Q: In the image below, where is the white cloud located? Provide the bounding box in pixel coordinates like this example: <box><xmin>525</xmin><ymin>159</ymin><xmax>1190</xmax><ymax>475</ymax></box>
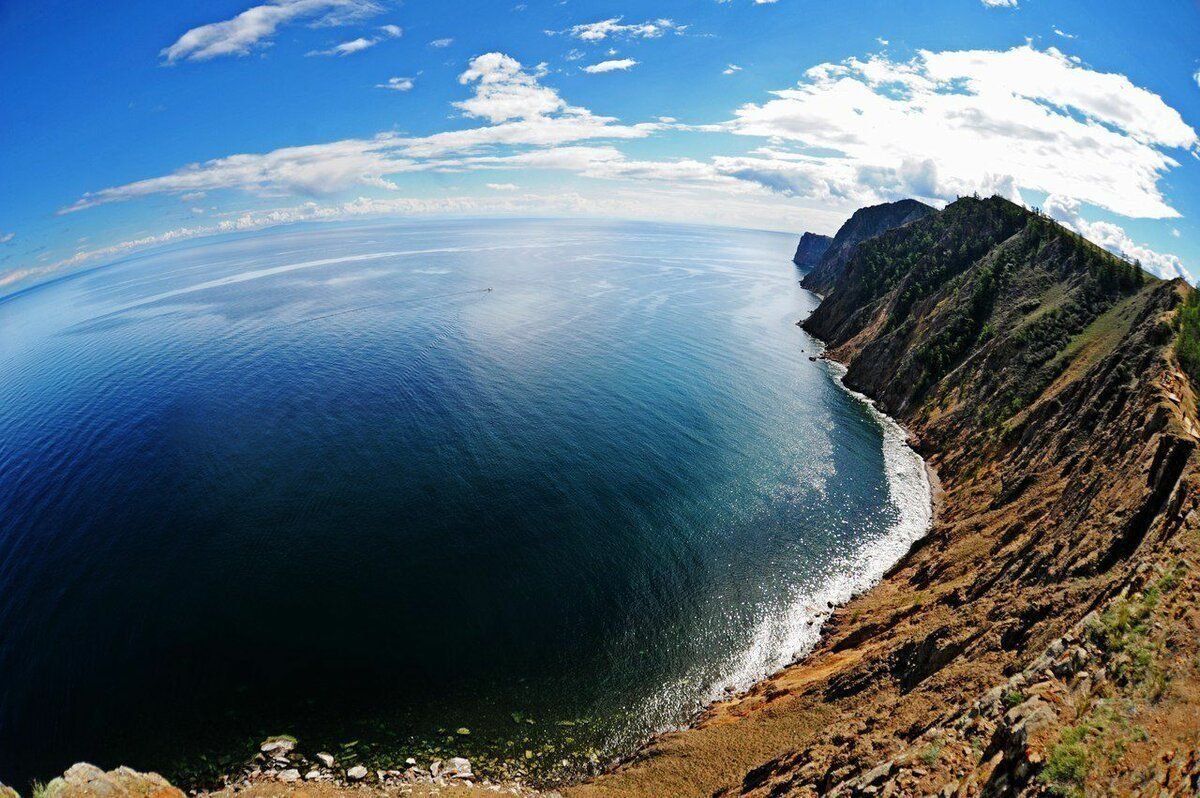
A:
<box><xmin>51</xmin><ymin>45</ymin><xmax>1195</xmax><ymax>288</ymax></box>
<box><xmin>0</xmin><ymin>232</ymin><xmax>14</xmax><ymax>244</ymax></box>
<box><xmin>1194</xmin><ymin>69</ymin><xmax>1200</xmax><ymax>89</ymax></box>
<box><xmin>556</xmin><ymin>17</ymin><xmax>685</xmax><ymax>41</ymax></box>
<box><xmin>379</xmin><ymin>24</ymin><xmax>402</xmax><ymax>37</ymax></box>
<box><xmin>723</xmin><ymin>64</ymin><xmax>742</xmax><ymax>75</ymax></box>
<box><xmin>1044</xmin><ymin>194</ymin><xmax>1190</xmax><ymax>281</ymax></box>
<box><xmin>376</xmin><ymin>76</ymin><xmax>414</xmax><ymax>91</ymax></box>
<box><xmin>1053</xmin><ymin>28</ymin><xmax>1076</xmax><ymax>39</ymax></box>
<box><xmin>308</xmin><ymin>36</ymin><xmax>378</xmax><ymax>56</ymax></box>
<box><xmin>429</xmin><ymin>37</ymin><xmax>454</xmax><ymax>48</ymax></box>
<box><xmin>61</xmin><ymin>54</ymin><xmax>658</xmax><ymax>212</ymax></box>
<box><xmin>486</xmin><ymin>183</ymin><xmax>518</xmax><ymax>190</ymax></box>
<box><xmin>725</xmin><ymin>45</ymin><xmax>1197</xmax><ymax>219</ymax></box>
<box><xmin>454</xmin><ymin>54</ymin><xmax>563</xmax><ymax>122</ymax></box>
<box><xmin>161</xmin><ymin>0</ymin><xmax>379</xmax><ymax>63</ymax></box>
<box><xmin>981</xmin><ymin>0</ymin><xmax>1018</xmax><ymax>7</ymax></box>
<box><xmin>583</xmin><ymin>58</ymin><xmax>638</xmax><ymax>74</ymax></box>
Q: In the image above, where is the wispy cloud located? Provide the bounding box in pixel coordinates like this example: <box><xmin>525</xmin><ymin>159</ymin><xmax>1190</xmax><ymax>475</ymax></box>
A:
<box><xmin>161</xmin><ymin>0</ymin><xmax>380</xmax><ymax>63</ymax></box>
<box><xmin>376</xmin><ymin>76</ymin><xmax>414</xmax><ymax>91</ymax></box>
<box><xmin>308</xmin><ymin>23</ymin><xmax>399</xmax><ymax>56</ymax></box>
<box><xmin>553</xmin><ymin>17</ymin><xmax>685</xmax><ymax>41</ymax></box>
<box><xmin>723</xmin><ymin>64</ymin><xmax>742</xmax><ymax>75</ymax></box>
<box><xmin>429</xmin><ymin>37</ymin><xmax>454</xmax><ymax>48</ymax></box>
<box><xmin>980</xmin><ymin>0</ymin><xmax>1018</xmax><ymax>7</ymax></box>
<box><xmin>0</xmin><ymin>232</ymin><xmax>14</xmax><ymax>244</ymax></box>
<box><xmin>60</xmin><ymin>54</ymin><xmax>659</xmax><ymax>213</ymax></box>
<box><xmin>583</xmin><ymin>58</ymin><xmax>638</xmax><ymax>74</ymax></box>
<box><xmin>486</xmin><ymin>183</ymin><xmax>518</xmax><ymax>191</ymax></box>
<box><xmin>308</xmin><ymin>36</ymin><xmax>377</xmax><ymax>56</ymax></box>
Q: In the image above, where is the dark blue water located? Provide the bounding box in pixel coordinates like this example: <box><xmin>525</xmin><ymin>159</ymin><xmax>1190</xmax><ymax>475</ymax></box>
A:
<box><xmin>0</xmin><ymin>219</ymin><xmax>928</xmax><ymax>787</ymax></box>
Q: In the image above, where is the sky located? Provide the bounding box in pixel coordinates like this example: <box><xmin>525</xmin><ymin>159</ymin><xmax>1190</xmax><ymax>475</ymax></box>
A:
<box><xmin>2</xmin><ymin>0</ymin><xmax>1200</xmax><ymax>296</ymax></box>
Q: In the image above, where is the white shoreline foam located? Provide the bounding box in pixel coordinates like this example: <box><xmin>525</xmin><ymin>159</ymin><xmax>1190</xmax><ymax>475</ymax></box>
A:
<box><xmin>694</xmin><ymin>357</ymin><xmax>933</xmax><ymax>716</ymax></box>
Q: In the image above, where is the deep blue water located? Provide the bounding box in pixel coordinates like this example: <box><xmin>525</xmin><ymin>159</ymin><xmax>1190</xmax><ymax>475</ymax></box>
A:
<box><xmin>0</xmin><ymin>218</ymin><xmax>928</xmax><ymax>787</ymax></box>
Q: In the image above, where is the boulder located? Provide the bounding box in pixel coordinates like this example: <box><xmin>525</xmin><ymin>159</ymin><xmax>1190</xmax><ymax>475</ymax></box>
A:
<box><xmin>42</xmin><ymin>764</ymin><xmax>184</xmax><ymax>798</ymax></box>
<box><xmin>345</xmin><ymin>766</ymin><xmax>367</xmax><ymax>781</ymax></box>
<box><xmin>444</xmin><ymin>758</ymin><xmax>473</xmax><ymax>779</ymax></box>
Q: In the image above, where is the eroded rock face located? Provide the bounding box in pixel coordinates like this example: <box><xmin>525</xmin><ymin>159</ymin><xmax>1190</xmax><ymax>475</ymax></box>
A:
<box><xmin>800</xmin><ymin>199</ymin><xmax>934</xmax><ymax>295</ymax></box>
<box><xmin>42</xmin><ymin>764</ymin><xmax>183</xmax><ymax>798</ymax></box>
<box><xmin>792</xmin><ymin>232</ymin><xmax>833</xmax><ymax>270</ymax></box>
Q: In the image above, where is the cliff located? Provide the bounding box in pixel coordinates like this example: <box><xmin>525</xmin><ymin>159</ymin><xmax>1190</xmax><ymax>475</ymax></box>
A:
<box><xmin>573</xmin><ymin>196</ymin><xmax>1200</xmax><ymax>797</ymax></box>
<box><xmin>800</xmin><ymin>199</ymin><xmax>934</xmax><ymax>295</ymax></box>
<box><xmin>793</xmin><ymin>232</ymin><xmax>833</xmax><ymax>270</ymax></box>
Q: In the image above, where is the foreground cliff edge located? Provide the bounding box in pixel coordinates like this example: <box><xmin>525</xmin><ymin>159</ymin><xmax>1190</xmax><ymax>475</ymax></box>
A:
<box><xmin>13</xmin><ymin>196</ymin><xmax>1200</xmax><ymax>798</ymax></box>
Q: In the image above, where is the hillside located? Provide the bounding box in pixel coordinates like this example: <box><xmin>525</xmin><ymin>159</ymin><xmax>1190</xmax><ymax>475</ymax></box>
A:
<box><xmin>15</xmin><ymin>197</ymin><xmax>1200</xmax><ymax>798</ymax></box>
<box><xmin>573</xmin><ymin>196</ymin><xmax>1200</xmax><ymax>797</ymax></box>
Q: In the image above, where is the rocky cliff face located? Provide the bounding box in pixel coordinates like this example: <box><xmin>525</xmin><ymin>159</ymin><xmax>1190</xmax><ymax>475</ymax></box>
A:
<box><xmin>793</xmin><ymin>232</ymin><xmax>833</xmax><ymax>270</ymax></box>
<box><xmin>575</xmin><ymin>196</ymin><xmax>1200</xmax><ymax>798</ymax></box>
<box><xmin>800</xmin><ymin>199</ymin><xmax>934</xmax><ymax>295</ymax></box>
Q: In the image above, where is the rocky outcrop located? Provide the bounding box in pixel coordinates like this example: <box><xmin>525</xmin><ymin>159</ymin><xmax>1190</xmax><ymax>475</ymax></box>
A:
<box><xmin>38</xmin><ymin>764</ymin><xmax>183</xmax><ymax>798</ymax></box>
<box><xmin>800</xmin><ymin>199</ymin><xmax>934</xmax><ymax>295</ymax></box>
<box><xmin>793</xmin><ymin>232</ymin><xmax>833</xmax><ymax>270</ymax></box>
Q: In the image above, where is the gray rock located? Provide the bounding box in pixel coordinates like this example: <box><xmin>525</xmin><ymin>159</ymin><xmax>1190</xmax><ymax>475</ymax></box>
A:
<box><xmin>277</xmin><ymin>770</ymin><xmax>300</xmax><ymax>783</ymax></box>
<box><xmin>260</xmin><ymin>737</ymin><xmax>297</xmax><ymax>756</ymax></box>
<box><xmin>345</xmin><ymin>766</ymin><xmax>367</xmax><ymax>781</ymax></box>
<box><xmin>316</xmin><ymin>753</ymin><xmax>335</xmax><ymax>768</ymax></box>
<box><xmin>445</xmin><ymin>758</ymin><xmax>473</xmax><ymax>779</ymax></box>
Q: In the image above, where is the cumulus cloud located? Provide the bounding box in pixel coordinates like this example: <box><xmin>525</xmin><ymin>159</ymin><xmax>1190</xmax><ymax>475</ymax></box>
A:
<box><xmin>1043</xmin><ymin>195</ymin><xmax>1190</xmax><ymax>281</ymax></box>
<box><xmin>583</xmin><ymin>58</ymin><xmax>638</xmax><ymax>73</ymax></box>
<box><xmin>161</xmin><ymin>0</ymin><xmax>380</xmax><ymax>63</ymax></box>
<box><xmin>726</xmin><ymin>45</ymin><xmax>1197</xmax><ymax>218</ymax></box>
<box><xmin>554</xmin><ymin>17</ymin><xmax>685</xmax><ymax>41</ymax></box>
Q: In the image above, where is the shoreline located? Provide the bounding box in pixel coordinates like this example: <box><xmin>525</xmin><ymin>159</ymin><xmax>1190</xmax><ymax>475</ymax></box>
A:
<box><xmin>566</xmin><ymin>312</ymin><xmax>941</xmax><ymax>787</ymax></box>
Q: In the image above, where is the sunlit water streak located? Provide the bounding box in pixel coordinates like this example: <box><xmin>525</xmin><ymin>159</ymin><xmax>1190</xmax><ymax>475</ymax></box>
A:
<box><xmin>0</xmin><ymin>218</ymin><xmax>929</xmax><ymax>786</ymax></box>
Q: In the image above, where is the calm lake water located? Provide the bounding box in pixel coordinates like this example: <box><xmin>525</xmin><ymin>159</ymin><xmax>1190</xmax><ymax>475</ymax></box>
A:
<box><xmin>0</xmin><ymin>218</ymin><xmax>928</xmax><ymax>786</ymax></box>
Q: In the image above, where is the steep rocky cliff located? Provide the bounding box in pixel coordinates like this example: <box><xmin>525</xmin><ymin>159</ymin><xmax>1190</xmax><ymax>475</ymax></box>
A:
<box><xmin>800</xmin><ymin>199</ymin><xmax>934</xmax><ymax>295</ymax></box>
<box><xmin>793</xmin><ymin>232</ymin><xmax>833</xmax><ymax>270</ymax></box>
<box><xmin>574</xmin><ymin>196</ymin><xmax>1200</xmax><ymax>797</ymax></box>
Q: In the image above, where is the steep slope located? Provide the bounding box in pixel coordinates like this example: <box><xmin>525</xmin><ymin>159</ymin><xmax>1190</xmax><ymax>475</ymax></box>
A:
<box><xmin>573</xmin><ymin>196</ymin><xmax>1200</xmax><ymax>797</ymax></box>
<box><xmin>793</xmin><ymin>232</ymin><xmax>833</xmax><ymax>270</ymax></box>
<box><xmin>800</xmin><ymin>199</ymin><xmax>934</xmax><ymax>295</ymax></box>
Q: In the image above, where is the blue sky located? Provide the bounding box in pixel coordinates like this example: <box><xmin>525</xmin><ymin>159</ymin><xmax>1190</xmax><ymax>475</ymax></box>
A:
<box><xmin>2</xmin><ymin>0</ymin><xmax>1199</xmax><ymax>295</ymax></box>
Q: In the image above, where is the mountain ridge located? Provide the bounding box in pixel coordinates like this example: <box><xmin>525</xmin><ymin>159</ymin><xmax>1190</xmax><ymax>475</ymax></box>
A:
<box><xmin>572</xmin><ymin>195</ymin><xmax>1200</xmax><ymax>797</ymax></box>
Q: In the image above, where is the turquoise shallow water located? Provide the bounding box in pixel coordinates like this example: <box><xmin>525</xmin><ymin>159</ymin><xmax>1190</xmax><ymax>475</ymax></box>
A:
<box><xmin>0</xmin><ymin>218</ymin><xmax>927</xmax><ymax>786</ymax></box>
